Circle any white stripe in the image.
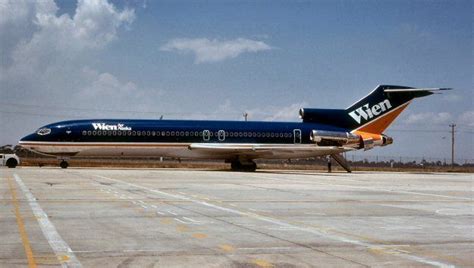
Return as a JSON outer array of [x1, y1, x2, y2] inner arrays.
[[251, 175, 471, 201], [167, 210, 177, 215], [174, 218, 187, 224], [14, 174, 82, 268], [94, 174, 454, 268]]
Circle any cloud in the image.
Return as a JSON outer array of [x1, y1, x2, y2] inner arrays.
[[404, 112, 452, 125], [458, 111, 474, 127], [0, 0, 138, 101], [0, 0, 161, 145], [244, 102, 307, 122], [161, 38, 272, 63]]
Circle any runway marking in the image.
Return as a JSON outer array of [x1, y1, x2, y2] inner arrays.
[[182, 216, 201, 224], [94, 174, 454, 268], [176, 225, 190, 232], [160, 218, 173, 224], [167, 210, 177, 215], [252, 259, 273, 268], [251, 174, 471, 201], [8, 177, 37, 268], [174, 218, 188, 224], [13, 174, 82, 268], [192, 233, 207, 239], [219, 244, 235, 252]]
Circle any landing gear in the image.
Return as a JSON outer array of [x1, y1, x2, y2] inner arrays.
[[330, 153, 352, 173], [60, 160, 69, 169], [230, 160, 257, 172]]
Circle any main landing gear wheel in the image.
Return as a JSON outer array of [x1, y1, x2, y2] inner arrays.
[[231, 160, 257, 172], [60, 160, 69, 169]]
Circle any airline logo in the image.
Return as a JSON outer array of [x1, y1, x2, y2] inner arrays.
[[348, 99, 392, 124], [92, 123, 132, 131]]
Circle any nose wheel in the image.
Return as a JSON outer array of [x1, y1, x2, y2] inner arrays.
[[59, 160, 69, 169]]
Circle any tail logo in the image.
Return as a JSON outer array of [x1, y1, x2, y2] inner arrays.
[[348, 99, 392, 124]]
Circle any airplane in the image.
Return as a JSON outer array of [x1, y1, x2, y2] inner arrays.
[[19, 85, 450, 171]]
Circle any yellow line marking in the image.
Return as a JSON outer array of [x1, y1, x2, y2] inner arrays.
[[160, 218, 173, 224], [252, 259, 273, 268], [192, 233, 207, 239], [8, 177, 38, 268], [219, 244, 235, 252], [176, 225, 189, 232]]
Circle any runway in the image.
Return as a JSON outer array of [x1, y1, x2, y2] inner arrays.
[[1, 168, 472, 267]]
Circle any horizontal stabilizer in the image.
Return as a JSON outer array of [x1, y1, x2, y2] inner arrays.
[[300, 85, 452, 134]]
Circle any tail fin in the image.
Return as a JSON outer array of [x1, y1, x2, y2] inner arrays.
[[300, 85, 451, 134]]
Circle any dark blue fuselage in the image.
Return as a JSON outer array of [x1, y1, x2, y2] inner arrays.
[[21, 119, 347, 144]]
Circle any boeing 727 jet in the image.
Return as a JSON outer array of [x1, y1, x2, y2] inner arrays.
[[19, 85, 450, 171]]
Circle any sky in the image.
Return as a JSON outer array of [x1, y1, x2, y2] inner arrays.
[[0, 0, 472, 161]]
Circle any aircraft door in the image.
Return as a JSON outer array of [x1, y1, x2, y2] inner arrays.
[[218, 130, 225, 141], [294, 129, 301, 144], [203, 130, 210, 141]]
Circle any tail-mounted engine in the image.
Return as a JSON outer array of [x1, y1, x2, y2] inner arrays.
[[310, 130, 360, 147]]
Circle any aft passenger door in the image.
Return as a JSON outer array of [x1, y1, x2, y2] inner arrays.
[[293, 129, 301, 144]]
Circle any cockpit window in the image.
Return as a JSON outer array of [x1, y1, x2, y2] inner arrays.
[[37, 128, 51, 135]]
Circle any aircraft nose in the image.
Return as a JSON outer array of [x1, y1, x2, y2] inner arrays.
[[19, 133, 37, 143]]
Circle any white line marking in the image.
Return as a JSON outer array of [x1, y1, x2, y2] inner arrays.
[[156, 211, 165, 215], [174, 218, 187, 224], [140, 205, 148, 209], [178, 192, 186, 195], [182, 217, 200, 223], [251, 174, 471, 201], [167, 210, 177, 215], [94, 174, 454, 268], [151, 205, 158, 208], [14, 174, 82, 268]]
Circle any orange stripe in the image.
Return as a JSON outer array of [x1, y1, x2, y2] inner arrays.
[[355, 102, 411, 134], [8, 177, 37, 268]]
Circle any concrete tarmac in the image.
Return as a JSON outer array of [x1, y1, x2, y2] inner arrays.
[[0, 168, 472, 267]]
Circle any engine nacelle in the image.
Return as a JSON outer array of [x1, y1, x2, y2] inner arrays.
[[381, 134, 393, 146], [310, 130, 360, 146], [362, 138, 375, 150]]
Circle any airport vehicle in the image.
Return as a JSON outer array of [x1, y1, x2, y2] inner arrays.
[[0, 154, 20, 168], [19, 85, 450, 171]]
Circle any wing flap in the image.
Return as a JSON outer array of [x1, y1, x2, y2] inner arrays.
[[188, 143, 354, 159]]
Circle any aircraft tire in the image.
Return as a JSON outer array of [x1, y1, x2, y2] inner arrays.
[[231, 161, 257, 172], [6, 158, 18, 168], [60, 161, 69, 169]]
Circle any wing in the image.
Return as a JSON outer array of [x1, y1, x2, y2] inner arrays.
[[188, 143, 354, 159]]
